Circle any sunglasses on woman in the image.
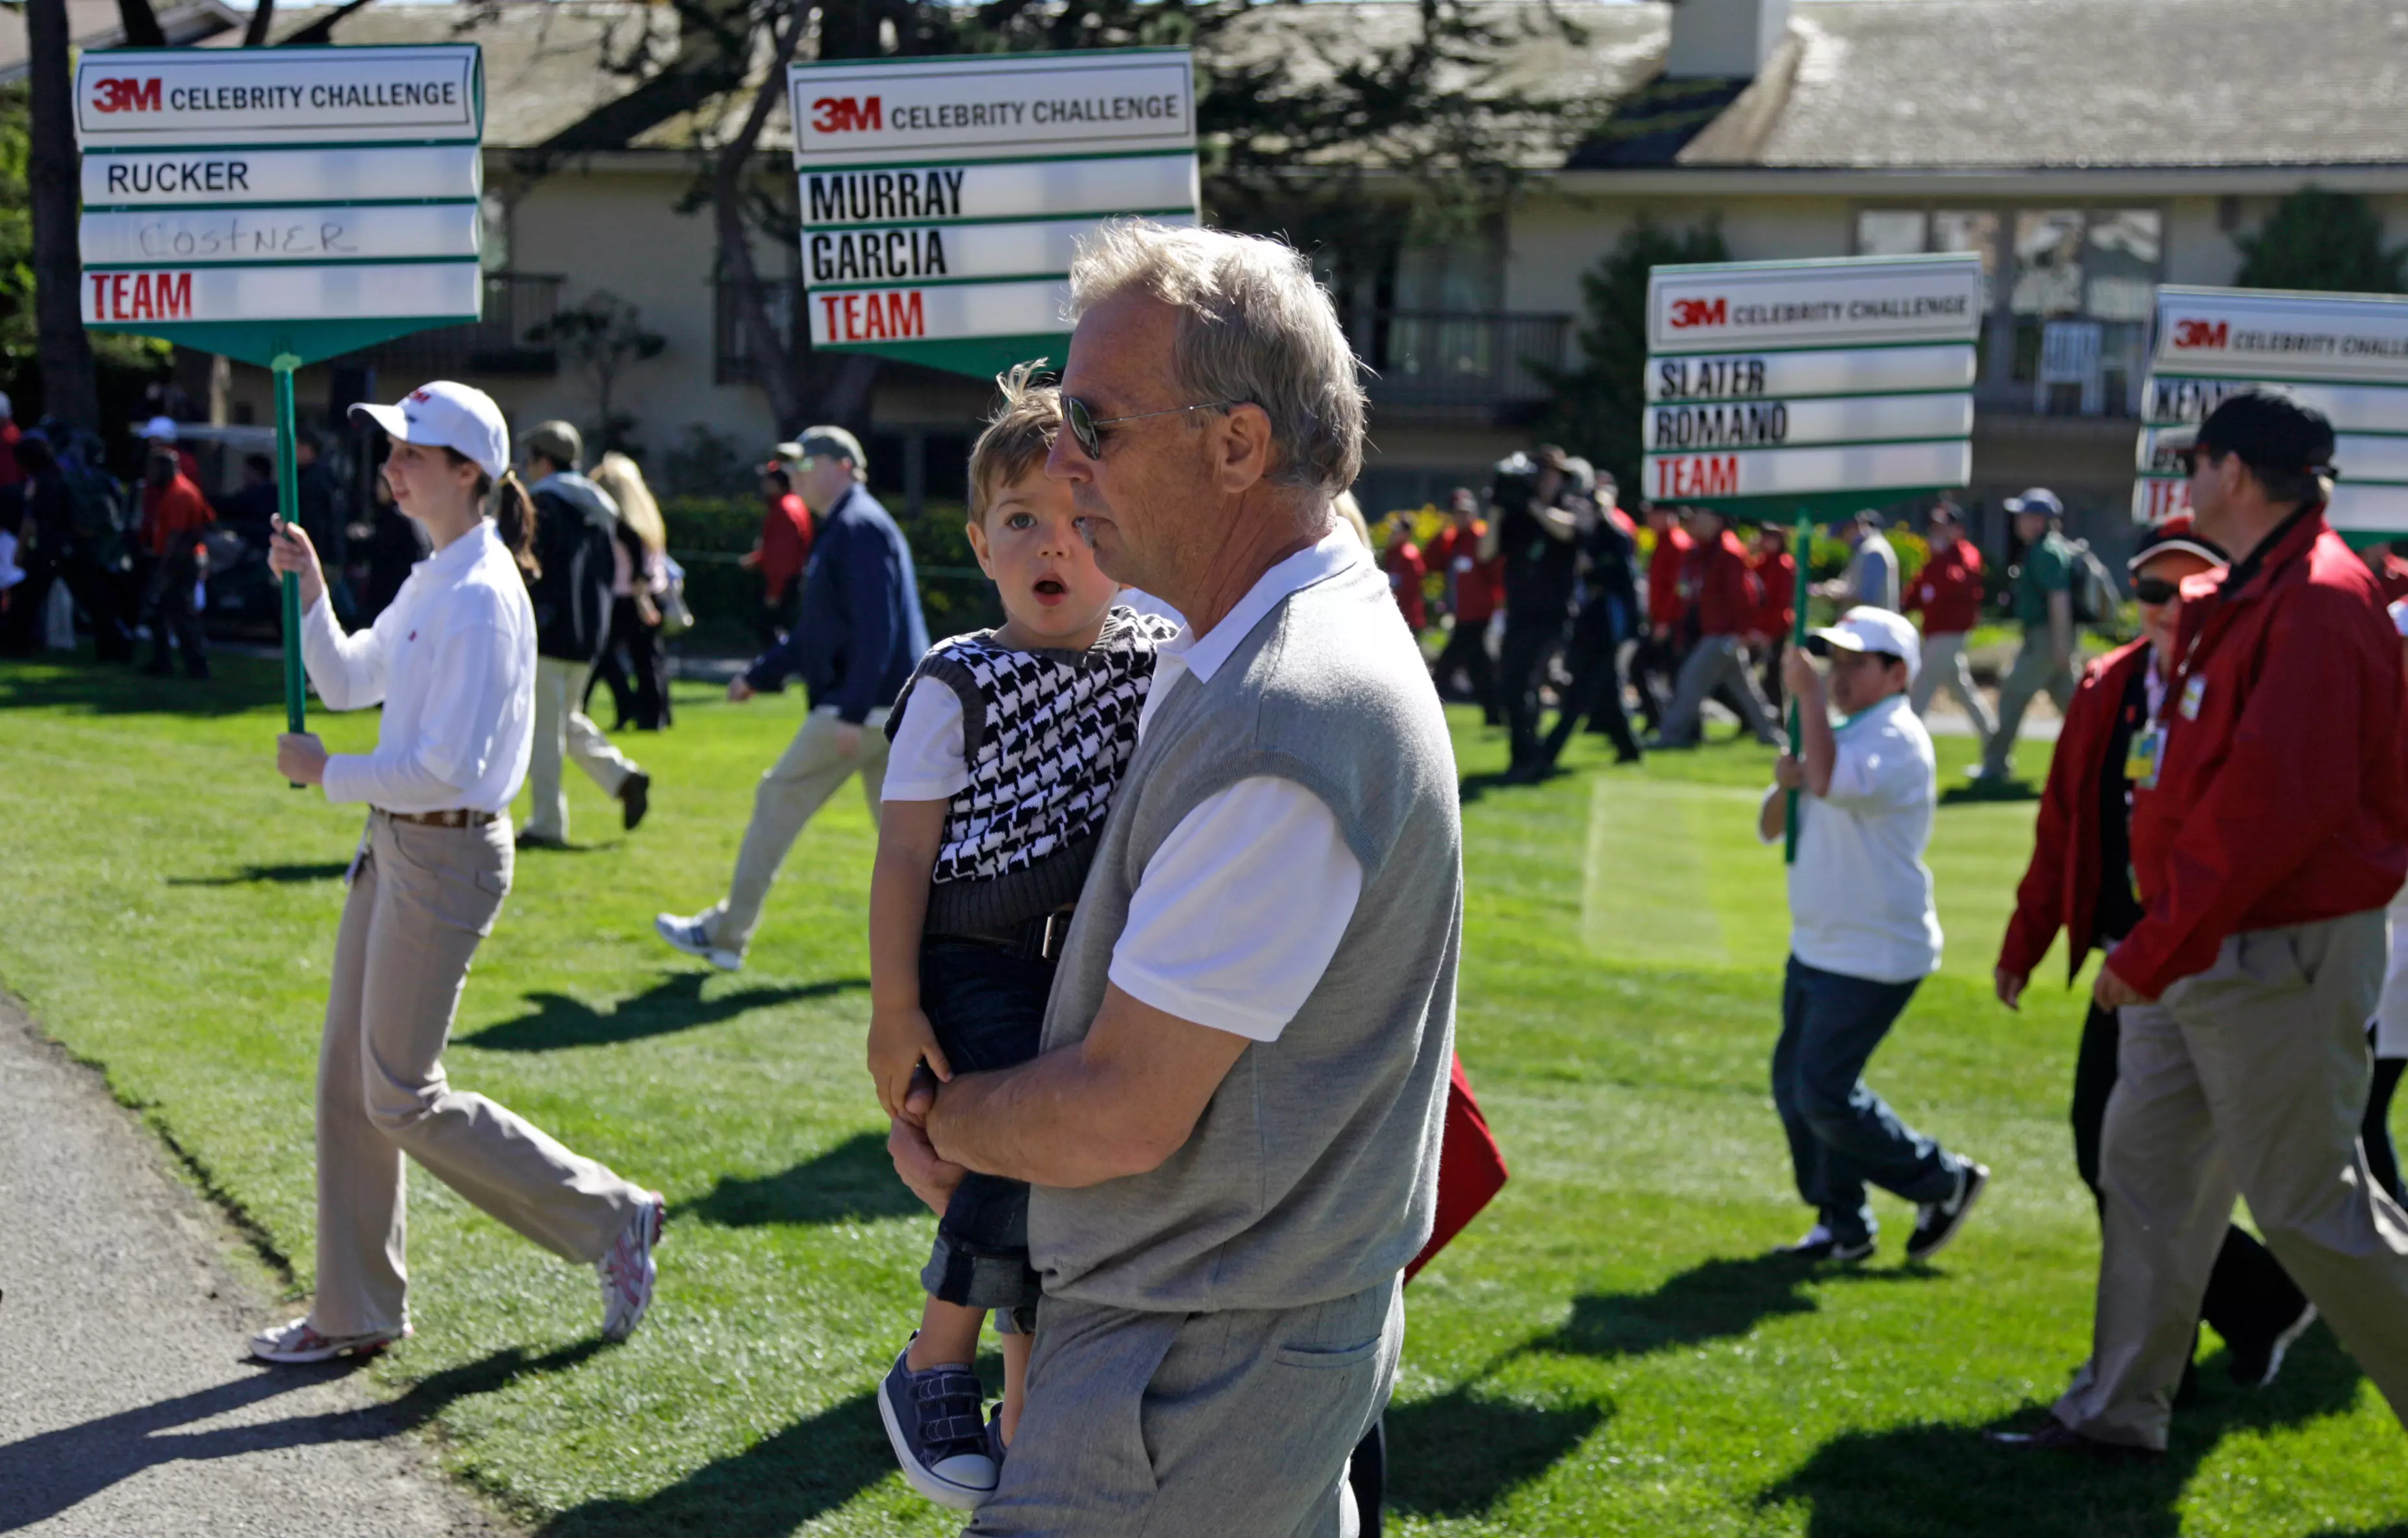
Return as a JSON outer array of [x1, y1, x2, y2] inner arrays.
[[1061, 394, 1245, 460], [2133, 576, 2182, 605]]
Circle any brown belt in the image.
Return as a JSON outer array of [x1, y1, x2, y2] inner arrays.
[[375, 807, 499, 829]]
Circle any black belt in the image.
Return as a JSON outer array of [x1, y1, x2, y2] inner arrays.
[[931, 909, 1075, 963]]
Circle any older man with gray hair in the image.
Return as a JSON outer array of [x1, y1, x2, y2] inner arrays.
[[887, 220, 1461, 1536]]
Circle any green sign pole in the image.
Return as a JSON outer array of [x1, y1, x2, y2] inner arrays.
[[273, 353, 305, 748], [1783, 508, 1814, 865]]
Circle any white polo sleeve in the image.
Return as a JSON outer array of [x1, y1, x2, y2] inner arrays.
[[880, 675, 970, 802], [1108, 775, 1364, 1042], [1822, 724, 1925, 813]]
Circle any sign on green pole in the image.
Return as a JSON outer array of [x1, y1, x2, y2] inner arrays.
[[72, 42, 487, 754]]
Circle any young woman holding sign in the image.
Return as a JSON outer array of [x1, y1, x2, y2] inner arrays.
[[253, 380, 665, 1364]]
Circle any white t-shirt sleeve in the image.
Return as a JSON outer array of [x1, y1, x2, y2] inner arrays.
[[1108, 776, 1365, 1043], [880, 675, 970, 801], [1821, 723, 1925, 813]]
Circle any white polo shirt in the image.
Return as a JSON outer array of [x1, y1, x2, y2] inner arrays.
[[1761, 692, 1942, 983], [303, 520, 537, 814]]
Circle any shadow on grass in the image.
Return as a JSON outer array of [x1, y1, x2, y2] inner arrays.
[[1762, 1327, 2367, 1538], [458, 972, 868, 1053], [539, 1388, 888, 1537], [1534, 1254, 1930, 1362], [0, 652, 284, 718], [1386, 1386, 1611, 1517], [166, 860, 352, 887], [1940, 780, 2040, 807], [0, 1339, 602, 1532], [690, 1130, 923, 1228]]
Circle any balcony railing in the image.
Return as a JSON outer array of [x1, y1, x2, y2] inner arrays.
[[716, 276, 808, 388], [344, 273, 564, 378], [1357, 310, 1572, 413]]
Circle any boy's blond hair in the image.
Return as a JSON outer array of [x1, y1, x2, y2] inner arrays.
[[969, 362, 1062, 525]]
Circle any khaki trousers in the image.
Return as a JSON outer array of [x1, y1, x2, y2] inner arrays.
[[703, 705, 888, 957], [2056, 913, 2408, 1448], [1909, 631, 1995, 752], [312, 812, 647, 1337], [525, 656, 638, 843], [1981, 635, 2076, 779]]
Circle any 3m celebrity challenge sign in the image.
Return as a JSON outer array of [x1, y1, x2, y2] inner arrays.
[[1642, 254, 1983, 512], [788, 48, 1199, 376], [2133, 285, 2408, 535], [75, 45, 484, 339]]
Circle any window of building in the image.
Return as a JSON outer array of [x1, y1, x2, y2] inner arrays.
[[1855, 210, 1927, 257], [479, 190, 511, 273]]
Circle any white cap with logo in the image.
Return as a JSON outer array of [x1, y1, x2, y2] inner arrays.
[[1807, 605, 1922, 685], [348, 380, 509, 481]]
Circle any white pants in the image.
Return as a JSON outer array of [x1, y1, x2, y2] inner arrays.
[[525, 656, 638, 843], [1909, 631, 1995, 751]]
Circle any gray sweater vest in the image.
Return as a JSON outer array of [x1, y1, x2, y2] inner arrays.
[[1029, 558, 1463, 1313]]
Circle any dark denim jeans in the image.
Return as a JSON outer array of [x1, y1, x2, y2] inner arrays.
[[1772, 956, 1959, 1244], [918, 937, 1052, 1328]]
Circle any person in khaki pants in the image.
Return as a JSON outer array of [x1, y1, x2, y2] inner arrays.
[[1994, 391, 2408, 1457], [657, 427, 927, 972], [252, 381, 665, 1365]]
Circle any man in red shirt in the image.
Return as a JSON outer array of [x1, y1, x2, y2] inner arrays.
[[2361, 540, 2408, 605], [138, 449, 214, 679], [743, 462, 815, 648], [1654, 507, 1778, 748], [1999, 391, 2408, 1458], [1633, 505, 1694, 735], [1383, 516, 1428, 631], [0, 391, 22, 490], [1425, 489, 1501, 722], [1903, 503, 1996, 753], [1748, 525, 1797, 710]]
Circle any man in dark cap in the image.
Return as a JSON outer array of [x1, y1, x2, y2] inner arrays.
[[1994, 388, 2408, 1457]]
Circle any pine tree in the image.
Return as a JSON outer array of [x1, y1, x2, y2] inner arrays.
[[2235, 187, 2407, 294]]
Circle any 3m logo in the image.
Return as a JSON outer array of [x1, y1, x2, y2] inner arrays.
[[2172, 318, 2230, 349], [1650, 454, 1740, 499], [90, 77, 163, 114], [810, 96, 884, 134], [1668, 297, 1727, 330]]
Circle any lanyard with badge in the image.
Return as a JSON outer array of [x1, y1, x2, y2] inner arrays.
[[2134, 588, 2243, 790]]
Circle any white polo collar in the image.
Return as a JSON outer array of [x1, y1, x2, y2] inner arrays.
[[416, 518, 501, 579], [1159, 527, 1367, 686]]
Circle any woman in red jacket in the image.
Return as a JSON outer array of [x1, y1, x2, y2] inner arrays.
[[1996, 518, 2313, 1387]]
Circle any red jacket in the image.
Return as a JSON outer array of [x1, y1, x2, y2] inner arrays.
[[1647, 525, 1693, 629], [755, 492, 814, 601], [1909, 540, 1985, 636], [2374, 551, 2408, 606], [140, 472, 214, 557], [1386, 538, 1428, 629], [1427, 523, 1501, 625], [1750, 549, 1796, 641], [2109, 510, 2408, 999], [1686, 529, 1760, 638], [1998, 640, 2152, 984], [1405, 1054, 1508, 1283]]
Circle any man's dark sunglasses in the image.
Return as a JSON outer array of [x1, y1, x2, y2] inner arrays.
[[1062, 394, 1244, 460], [2133, 576, 2182, 605]]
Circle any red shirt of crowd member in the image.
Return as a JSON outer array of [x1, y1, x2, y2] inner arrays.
[[2365, 542, 2408, 605], [1909, 519, 1986, 637], [140, 455, 214, 557], [1685, 514, 1761, 638], [1427, 505, 1502, 625], [2105, 403, 2408, 1003], [0, 394, 21, 489], [1646, 511, 1693, 637], [1749, 529, 1796, 646], [1384, 522, 1429, 630], [744, 463, 815, 604]]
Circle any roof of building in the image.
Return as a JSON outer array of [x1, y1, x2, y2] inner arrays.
[[0, 0, 244, 82]]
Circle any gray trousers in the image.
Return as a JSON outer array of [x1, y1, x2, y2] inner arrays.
[[2055, 913, 2408, 1449], [703, 705, 888, 956], [968, 1277, 1403, 1537], [1981, 635, 2076, 778], [1659, 634, 1780, 747], [1909, 631, 1994, 751]]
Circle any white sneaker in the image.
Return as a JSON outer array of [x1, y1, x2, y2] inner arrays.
[[655, 912, 742, 972], [250, 1317, 410, 1365], [598, 1192, 666, 1342]]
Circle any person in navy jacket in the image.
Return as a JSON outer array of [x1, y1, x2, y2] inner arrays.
[[657, 427, 929, 971]]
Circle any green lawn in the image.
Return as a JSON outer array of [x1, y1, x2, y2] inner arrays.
[[1, 654, 2402, 1537]]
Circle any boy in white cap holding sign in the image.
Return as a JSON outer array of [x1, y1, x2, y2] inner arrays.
[[1757, 606, 1990, 1265]]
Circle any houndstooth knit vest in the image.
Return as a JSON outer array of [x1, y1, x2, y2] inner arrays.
[[885, 605, 1179, 934]]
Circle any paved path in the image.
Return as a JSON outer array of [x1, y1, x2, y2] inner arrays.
[[0, 1002, 501, 1537]]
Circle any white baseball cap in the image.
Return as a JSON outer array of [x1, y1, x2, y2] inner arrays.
[[349, 380, 509, 481], [1807, 605, 1922, 684], [141, 415, 179, 442]]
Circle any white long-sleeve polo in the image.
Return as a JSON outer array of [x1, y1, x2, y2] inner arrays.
[[305, 520, 536, 814]]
